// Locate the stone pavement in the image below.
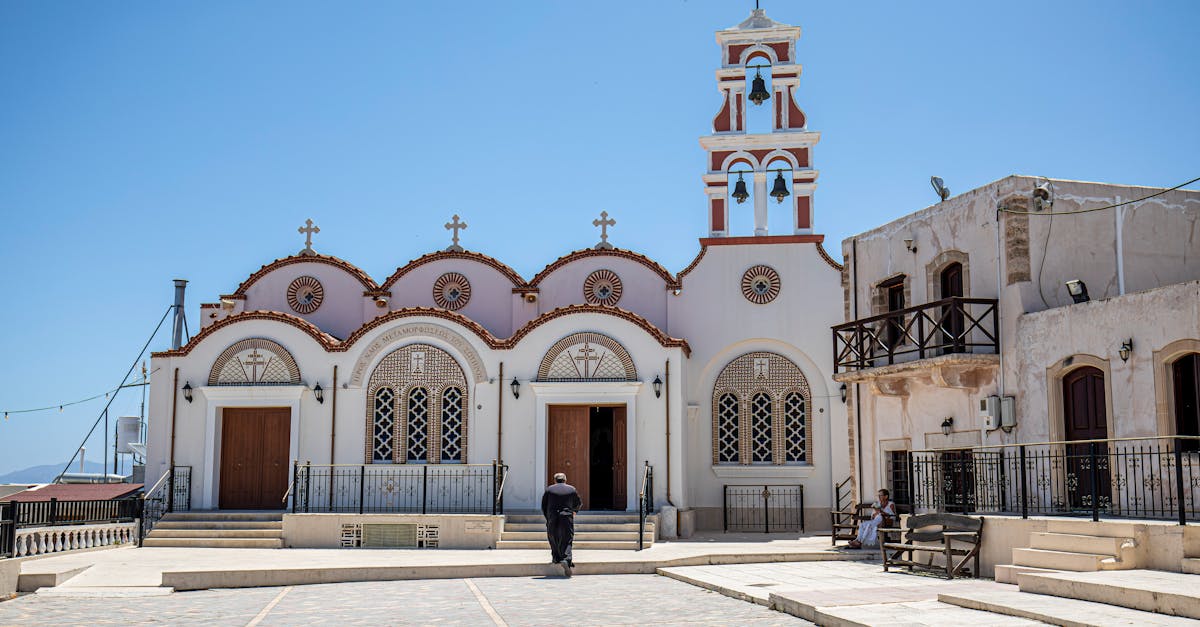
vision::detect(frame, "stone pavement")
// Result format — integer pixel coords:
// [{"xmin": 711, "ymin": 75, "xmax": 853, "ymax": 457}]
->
[{"xmin": 0, "ymin": 574, "xmax": 811, "ymax": 626}]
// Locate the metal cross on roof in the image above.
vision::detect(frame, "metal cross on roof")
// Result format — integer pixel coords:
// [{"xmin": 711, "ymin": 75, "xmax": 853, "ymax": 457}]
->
[
  {"xmin": 592, "ymin": 211, "xmax": 616, "ymax": 250},
  {"xmin": 298, "ymin": 219, "xmax": 320, "ymax": 256},
  {"xmin": 444, "ymin": 214, "xmax": 467, "ymax": 252}
]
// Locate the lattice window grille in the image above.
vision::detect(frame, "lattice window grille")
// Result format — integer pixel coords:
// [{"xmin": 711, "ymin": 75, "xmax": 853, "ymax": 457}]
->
[
  {"xmin": 440, "ymin": 387, "xmax": 463, "ymax": 462},
  {"xmin": 784, "ymin": 393, "xmax": 806, "ymax": 463},
  {"xmin": 751, "ymin": 393, "xmax": 773, "ymax": 463},
  {"xmin": 407, "ymin": 387, "xmax": 429, "ymax": 462},
  {"xmin": 717, "ymin": 393, "xmax": 740, "ymax": 463},
  {"xmin": 372, "ymin": 387, "xmax": 395, "ymax": 462}
]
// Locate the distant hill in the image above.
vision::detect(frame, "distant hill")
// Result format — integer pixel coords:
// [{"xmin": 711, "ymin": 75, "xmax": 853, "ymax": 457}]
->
[{"xmin": 0, "ymin": 461, "xmax": 108, "ymax": 484}]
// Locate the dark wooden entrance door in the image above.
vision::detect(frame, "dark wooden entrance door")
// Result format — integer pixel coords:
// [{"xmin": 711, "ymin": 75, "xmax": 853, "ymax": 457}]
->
[
  {"xmin": 1063, "ymin": 367, "xmax": 1110, "ymax": 510},
  {"xmin": 219, "ymin": 407, "xmax": 290, "ymax": 510},
  {"xmin": 612, "ymin": 406, "xmax": 627, "ymax": 510},
  {"xmin": 1174, "ymin": 354, "xmax": 1200, "ymax": 452},
  {"xmin": 548, "ymin": 406, "xmax": 590, "ymax": 510},
  {"xmin": 940, "ymin": 262, "xmax": 965, "ymax": 353}
]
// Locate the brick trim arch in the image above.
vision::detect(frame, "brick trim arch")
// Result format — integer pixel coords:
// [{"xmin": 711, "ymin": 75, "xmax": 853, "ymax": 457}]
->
[
  {"xmin": 536, "ymin": 331, "xmax": 637, "ymax": 381},
  {"xmin": 208, "ymin": 338, "xmax": 301, "ymax": 385},
  {"xmin": 233, "ymin": 254, "xmax": 379, "ymax": 295}
]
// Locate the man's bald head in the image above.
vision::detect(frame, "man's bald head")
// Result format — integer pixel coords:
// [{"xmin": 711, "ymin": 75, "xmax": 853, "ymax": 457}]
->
[{"xmin": 554, "ymin": 473, "xmax": 567, "ymax": 483}]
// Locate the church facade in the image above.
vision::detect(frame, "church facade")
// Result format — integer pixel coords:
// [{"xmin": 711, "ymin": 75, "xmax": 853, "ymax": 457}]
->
[{"xmin": 146, "ymin": 9, "xmax": 850, "ymax": 532}]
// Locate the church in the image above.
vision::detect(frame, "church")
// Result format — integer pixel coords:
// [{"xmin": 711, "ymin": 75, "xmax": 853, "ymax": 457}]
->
[{"xmin": 145, "ymin": 8, "xmax": 849, "ymax": 542}]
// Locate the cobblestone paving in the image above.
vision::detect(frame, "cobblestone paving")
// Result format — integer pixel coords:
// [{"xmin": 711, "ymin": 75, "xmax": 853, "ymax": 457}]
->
[{"xmin": 0, "ymin": 575, "xmax": 811, "ymax": 626}]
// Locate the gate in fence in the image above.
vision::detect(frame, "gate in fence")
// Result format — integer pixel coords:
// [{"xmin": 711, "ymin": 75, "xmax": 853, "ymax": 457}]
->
[{"xmin": 723, "ymin": 485, "xmax": 805, "ymax": 532}]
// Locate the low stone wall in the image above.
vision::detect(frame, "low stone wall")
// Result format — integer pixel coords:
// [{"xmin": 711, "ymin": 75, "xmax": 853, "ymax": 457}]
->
[
  {"xmin": 12, "ymin": 522, "xmax": 138, "ymax": 558},
  {"xmin": 0, "ymin": 559, "xmax": 18, "ymax": 599},
  {"xmin": 283, "ymin": 514, "xmax": 502, "ymax": 549}
]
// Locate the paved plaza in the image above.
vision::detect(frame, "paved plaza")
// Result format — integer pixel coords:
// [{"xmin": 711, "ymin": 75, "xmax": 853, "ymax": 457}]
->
[{"xmin": 0, "ymin": 574, "xmax": 810, "ymax": 627}]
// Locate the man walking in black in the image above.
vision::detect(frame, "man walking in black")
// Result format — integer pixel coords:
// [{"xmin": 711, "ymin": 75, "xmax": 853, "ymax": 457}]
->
[{"xmin": 541, "ymin": 472, "xmax": 582, "ymax": 577}]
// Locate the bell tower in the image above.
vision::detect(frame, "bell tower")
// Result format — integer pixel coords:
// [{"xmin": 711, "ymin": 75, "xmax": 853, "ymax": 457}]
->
[{"xmin": 699, "ymin": 8, "xmax": 820, "ymax": 237}]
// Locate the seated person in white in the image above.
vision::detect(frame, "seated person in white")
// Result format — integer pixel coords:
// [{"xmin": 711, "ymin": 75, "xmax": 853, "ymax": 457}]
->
[{"xmin": 848, "ymin": 489, "xmax": 895, "ymax": 549}]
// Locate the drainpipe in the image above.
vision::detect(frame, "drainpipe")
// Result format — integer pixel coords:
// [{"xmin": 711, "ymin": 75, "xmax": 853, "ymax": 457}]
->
[
  {"xmin": 329, "ymin": 365, "xmax": 338, "ymax": 464},
  {"xmin": 852, "ymin": 238, "xmax": 863, "ymax": 502},
  {"xmin": 1116, "ymin": 202, "xmax": 1126, "ymax": 296},
  {"xmin": 664, "ymin": 359, "xmax": 674, "ymax": 506},
  {"xmin": 171, "ymin": 279, "xmax": 187, "ymax": 350},
  {"xmin": 497, "ymin": 362, "xmax": 504, "ymax": 463},
  {"xmin": 994, "ymin": 207, "xmax": 1006, "ymax": 445},
  {"xmin": 169, "ymin": 367, "xmax": 179, "ymax": 470}
]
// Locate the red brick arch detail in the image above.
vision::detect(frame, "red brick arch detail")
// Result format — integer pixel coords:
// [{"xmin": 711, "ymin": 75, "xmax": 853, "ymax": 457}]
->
[
  {"xmin": 233, "ymin": 254, "xmax": 379, "ymax": 296},
  {"xmin": 745, "ymin": 50, "xmax": 772, "ymax": 64},
  {"xmin": 380, "ymin": 250, "xmax": 527, "ymax": 291},
  {"xmin": 528, "ymin": 248, "xmax": 680, "ymax": 290},
  {"xmin": 153, "ymin": 311, "xmax": 341, "ymax": 357}
]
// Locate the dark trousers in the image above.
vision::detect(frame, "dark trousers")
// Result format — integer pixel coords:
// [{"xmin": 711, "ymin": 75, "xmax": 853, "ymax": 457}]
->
[{"xmin": 546, "ymin": 514, "xmax": 575, "ymax": 563}]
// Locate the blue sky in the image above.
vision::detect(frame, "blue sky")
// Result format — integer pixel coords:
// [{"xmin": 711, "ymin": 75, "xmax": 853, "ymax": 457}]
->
[{"xmin": 1, "ymin": 1, "xmax": 1197, "ymax": 475}]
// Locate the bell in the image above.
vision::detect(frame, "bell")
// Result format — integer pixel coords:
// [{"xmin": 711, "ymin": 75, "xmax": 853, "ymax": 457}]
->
[
  {"xmin": 748, "ymin": 71, "xmax": 770, "ymax": 106},
  {"xmin": 770, "ymin": 171, "xmax": 790, "ymax": 203},
  {"xmin": 732, "ymin": 173, "xmax": 750, "ymax": 204}
]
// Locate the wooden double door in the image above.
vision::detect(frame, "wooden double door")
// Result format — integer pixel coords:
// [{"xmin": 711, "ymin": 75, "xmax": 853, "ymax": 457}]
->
[
  {"xmin": 547, "ymin": 405, "xmax": 627, "ymax": 510},
  {"xmin": 219, "ymin": 407, "xmax": 290, "ymax": 510}
]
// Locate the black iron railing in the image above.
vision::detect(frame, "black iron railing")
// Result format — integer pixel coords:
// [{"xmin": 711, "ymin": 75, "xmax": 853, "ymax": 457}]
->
[
  {"xmin": 0, "ymin": 502, "xmax": 13, "ymax": 558},
  {"xmin": 291, "ymin": 462, "xmax": 509, "ymax": 515},
  {"xmin": 832, "ymin": 297, "xmax": 999, "ymax": 373},
  {"xmin": 637, "ymin": 462, "xmax": 654, "ymax": 551},
  {"xmin": 723, "ymin": 484, "xmax": 805, "ymax": 532},
  {"xmin": 140, "ymin": 466, "xmax": 191, "ymax": 539},
  {"xmin": 910, "ymin": 436, "xmax": 1200, "ymax": 523},
  {"xmin": 10, "ymin": 497, "xmax": 141, "ymax": 529}
]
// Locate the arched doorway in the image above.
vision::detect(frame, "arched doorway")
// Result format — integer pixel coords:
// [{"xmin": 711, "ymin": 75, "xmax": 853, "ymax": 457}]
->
[
  {"xmin": 1063, "ymin": 366, "xmax": 1110, "ymax": 511},
  {"xmin": 1173, "ymin": 353, "xmax": 1200, "ymax": 451}
]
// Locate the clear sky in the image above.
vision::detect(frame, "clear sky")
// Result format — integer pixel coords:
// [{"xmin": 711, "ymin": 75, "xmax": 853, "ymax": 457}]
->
[{"xmin": 1, "ymin": 1, "xmax": 1197, "ymax": 475}]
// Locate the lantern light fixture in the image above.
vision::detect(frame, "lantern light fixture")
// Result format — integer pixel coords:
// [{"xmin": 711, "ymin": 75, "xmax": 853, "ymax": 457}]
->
[
  {"xmin": 941, "ymin": 416, "xmax": 954, "ymax": 436},
  {"xmin": 839, "ymin": 383, "xmax": 847, "ymax": 403},
  {"xmin": 652, "ymin": 375, "xmax": 663, "ymax": 399},
  {"xmin": 182, "ymin": 382, "xmax": 193, "ymax": 403},
  {"xmin": 1119, "ymin": 338, "xmax": 1133, "ymax": 362},
  {"xmin": 313, "ymin": 383, "xmax": 324, "ymax": 404},
  {"xmin": 510, "ymin": 378, "xmax": 521, "ymax": 399}
]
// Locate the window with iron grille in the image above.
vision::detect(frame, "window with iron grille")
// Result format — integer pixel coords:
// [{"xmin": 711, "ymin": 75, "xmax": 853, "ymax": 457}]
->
[
  {"xmin": 888, "ymin": 450, "xmax": 911, "ymax": 506},
  {"xmin": 440, "ymin": 387, "xmax": 463, "ymax": 462},
  {"xmin": 750, "ymin": 393, "xmax": 773, "ymax": 463},
  {"xmin": 711, "ymin": 352, "xmax": 813, "ymax": 466},
  {"xmin": 784, "ymin": 393, "xmax": 806, "ymax": 462},
  {"xmin": 407, "ymin": 387, "xmax": 429, "ymax": 462},
  {"xmin": 717, "ymin": 393, "xmax": 739, "ymax": 463},
  {"xmin": 372, "ymin": 387, "xmax": 395, "ymax": 462}
]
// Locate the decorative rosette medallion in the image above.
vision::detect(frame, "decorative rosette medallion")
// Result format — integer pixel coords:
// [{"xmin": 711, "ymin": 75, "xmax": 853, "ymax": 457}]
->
[
  {"xmin": 287, "ymin": 276, "xmax": 325, "ymax": 313},
  {"xmin": 433, "ymin": 272, "xmax": 472, "ymax": 310},
  {"xmin": 583, "ymin": 269, "xmax": 623, "ymax": 306},
  {"xmin": 741, "ymin": 265, "xmax": 781, "ymax": 304}
]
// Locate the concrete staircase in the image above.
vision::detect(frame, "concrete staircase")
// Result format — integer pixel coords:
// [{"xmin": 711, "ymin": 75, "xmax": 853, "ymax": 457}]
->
[
  {"xmin": 995, "ymin": 521, "xmax": 1137, "ymax": 584},
  {"xmin": 141, "ymin": 511, "xmax": 284, "ymax": 549},
  {"xmin": 497, "ymin": 512, "xmax": 654, "ymax": 550}
]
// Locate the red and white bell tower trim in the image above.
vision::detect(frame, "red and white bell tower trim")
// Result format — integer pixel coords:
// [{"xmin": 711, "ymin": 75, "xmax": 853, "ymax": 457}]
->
[{"xmin": 699, "ymin": 9, "xmax": 820, "ymax": 238}]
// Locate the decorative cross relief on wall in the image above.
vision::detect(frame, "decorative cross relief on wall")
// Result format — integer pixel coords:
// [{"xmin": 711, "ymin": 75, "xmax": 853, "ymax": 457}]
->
[
  {"xmin": 208, "ymin": 338, "xmax": 302, "ymax": 386},
  {"xmin": 537, "ymin": 332, "xmax": 637, "ymax": 381}
]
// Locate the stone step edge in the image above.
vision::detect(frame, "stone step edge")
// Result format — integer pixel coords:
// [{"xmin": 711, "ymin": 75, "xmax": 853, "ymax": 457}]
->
[
  {"xmin": 1012, "ymin": 547, "xmax": 1122, "ymax": 567},
  {"xmin": 939, "ymin": 589, "xmax": 1198, "ymax": 627},
  {"xmin": 994, "ymin": 563, "xmax": 1061, "ymax": 585},
  {"xmin": 1017, "ymin": 571, "xmax": 1200, "ymax": 620}
]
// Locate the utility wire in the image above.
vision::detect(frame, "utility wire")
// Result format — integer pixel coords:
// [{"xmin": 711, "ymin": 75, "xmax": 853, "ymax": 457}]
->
[
  {"xmin": 56, "ymin": 306, "xmax": 175, "ymax": 481},
  {"xmin": 999, "ymin": 176, "xmax": 1200, "ymax": 216},
  {"xmin": 2, "ymin": 381, "xmax": 151, "ymax": 419}
]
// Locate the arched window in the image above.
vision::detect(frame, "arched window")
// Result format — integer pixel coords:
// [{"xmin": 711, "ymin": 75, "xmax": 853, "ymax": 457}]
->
[
  {"xmin": 372, "ymin": 387, "xmax": 395, "ymax": 462},
  {"xmin": 406, "ymin": 387, "xmax": 429, "ymax": 462},
  {"xmin": 712, "ymin": 352, "xmax": 811, "ymax": 466},
  {"xmin": 441, "ymin": 387, "xmax": 464, "ymax": 462},
  {"xmin": 784, "ymin": 392, "xmax": 806, "ymax": 462},
  {"xmin": 717, "ymin": 393, "xmax": 740, "ymax": 463}
]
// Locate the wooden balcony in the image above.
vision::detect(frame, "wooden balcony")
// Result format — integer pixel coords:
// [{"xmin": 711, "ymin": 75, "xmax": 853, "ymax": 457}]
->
[{"xmin": 832, "ymin": 297, "xmax": 999, "ymax": 375}]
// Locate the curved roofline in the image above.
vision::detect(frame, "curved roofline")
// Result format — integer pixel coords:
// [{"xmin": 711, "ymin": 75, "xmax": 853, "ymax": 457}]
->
[
  {"xmin": 233, "ymin": 253, "xmax": 380, "ymax": 296},
  {"xmin": 528, "ymin": 248, "xmax": 679, "ymax": 289},
  {"xmin": 379, "ymin": 250, "xmax": 527, "ymax": 291},
  {"xmin": 156, "ymin": 304, "xmax": 691, "ymax": 358},
  {"xmin": 815, "ymin": 241, "xmax": 844, "ymax": 271}
]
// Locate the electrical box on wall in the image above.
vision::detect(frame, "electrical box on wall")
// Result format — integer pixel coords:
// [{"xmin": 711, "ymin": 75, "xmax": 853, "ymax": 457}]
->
[
  {"xmin": 1000, "ymin": 396, "xmax": 1016, "ymax": 431},
  {"xmin": 980, "ymin": 396, "xmax": 1000, "ymax": 430}
]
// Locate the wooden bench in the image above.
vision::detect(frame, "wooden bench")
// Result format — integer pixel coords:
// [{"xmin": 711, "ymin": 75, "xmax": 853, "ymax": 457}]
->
[
  {"xmin": 831, "ymin": 503, "xmax": 910, "ymax": 546},
  {"xmin": 879, "ymin": 513, "xmax": 983, "ymax": 579}
]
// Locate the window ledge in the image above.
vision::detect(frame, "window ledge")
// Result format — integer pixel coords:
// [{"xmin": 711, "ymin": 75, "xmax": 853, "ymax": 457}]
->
[{"xmin": 711, "ymin": 465, "xmax": 815, "ymax": 478}]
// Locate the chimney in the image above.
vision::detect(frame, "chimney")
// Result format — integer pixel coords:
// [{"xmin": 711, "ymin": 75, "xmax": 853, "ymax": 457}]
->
[{"xmin": 171, "ymin": 279, "xmax": 188, "ymax": 350}]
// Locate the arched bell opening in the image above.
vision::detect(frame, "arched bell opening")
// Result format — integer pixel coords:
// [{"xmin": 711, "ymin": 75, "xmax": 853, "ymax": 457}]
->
[
  {"xmin": 764, "ymin": 157, "xmax": 794, "ymax": 235},
  {"xmin": 743, "ymin": 54, "xmax": 774, "ymax": 134},
  {"xmin": 725, "ymin": 156, "xmax": 757, "ymax": 236}
]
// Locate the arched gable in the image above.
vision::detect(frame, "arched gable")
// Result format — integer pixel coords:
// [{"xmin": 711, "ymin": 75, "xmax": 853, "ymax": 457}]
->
[
  {"xmin": 379, "ymin": 250, "xmax": 527, "ymax": 291},
  {"xmin": 529, "ymin": 248, "xmax": 679, "ymax": 289},
  {"xmin": 537, "ymin": 332, "xmax": 637, "ymax": 382},
  {"xmin": 208, "ymin": 338, "xmax": 301, "ymax": 386},
  {"xmin": 233, "ymin": 253, "xmax": 379, "ymax": 296}
]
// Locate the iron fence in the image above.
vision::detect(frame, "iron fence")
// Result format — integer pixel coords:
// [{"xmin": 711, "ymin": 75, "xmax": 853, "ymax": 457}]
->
[
  {"xmin": 0, "ymin": 502, "xmax": 13, "ymax": 558},
  {"xmin": 832, "ymin": 297, "xmax": 999, "ymax": 373},
  {"xmin": 10, "ymin": 497, "xmax": 141, "ymax": 528},
  {"xmin": 291, "ymin": 462, "xmax": 509, "ymax": 515},
  {"xmin": 723, "ymin": 484, "xmax": 805, "ymax": 532},
  {"xmin": 140, "ymin": 466, "xmax": 191, "ymax": 539},
  {"xmin": 910, "ymin": 436, "xmax": 1200, "ymax": 523},
  {"xmin": 637, "ymin": 462, "xmax": 654, "ymax": 550}
]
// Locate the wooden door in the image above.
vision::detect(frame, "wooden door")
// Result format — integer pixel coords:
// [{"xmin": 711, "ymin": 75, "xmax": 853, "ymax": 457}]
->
[
  {"xmin": 1063, "ymin": 367, "xmax": 1110, "ymax": 510},
  {"xmin": 883, "ymin": 278, "xmax": 906, "ymax": 349},
  {"xmin": 940, "ymin": 262, "xmax": 965, "ymax": 353},
  {"xmin": 1174, "ymin": 354, "xmax": 1200, "ymax": 452},
  {"xmin": 219, "ymin": 407, "xmax": 290, "ymax": 510},
  {"xmin": 548, "ymin": 405, "xmax": 590, "ymax": 510},
  {"xmin": 612, "ymin": 406, "xmax": 627, "ymax": 510}
]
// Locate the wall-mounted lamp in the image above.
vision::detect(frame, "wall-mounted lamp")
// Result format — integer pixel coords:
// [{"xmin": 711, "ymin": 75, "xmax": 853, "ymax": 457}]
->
[
  {"xmin": 1065, "ymin": 280, "xmax": 1090, "ymax": 304},
  {"xmin": 510, "ymin": 378, "xmax": 521, "ymax": 399},
  {"xmin": 840, "ymin": 383, "xmax": 847, "ymax": 403},
  {"xmin": 182, "ymin": 382, "xmax": 193, "ymax": 403},
  {"xmin": 313, "ymin": 383, "xmax": 324, "ymax": 404},
  {"xmin": 903, "ymin": 238, "xmax": 917, "ymax": 254},
  {"xmin": 652, "ymin": 375, "xmax": 663, "ymax": 399},
  {"xmin": 1119, "ymin": 338, "xmax": 1133, "ymax": 362},
  {"xmin": 941, "ymin": 416, "xmax": 954, "ymax": 436},
  {"xmin": 374, "ymin": 296, "xmax": 389, "ymax": 309}
]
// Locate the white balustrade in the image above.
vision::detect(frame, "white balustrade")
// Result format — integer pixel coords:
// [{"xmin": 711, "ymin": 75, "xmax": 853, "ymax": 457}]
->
[{"xmin": 12, "ymin": 522, "xmax": 138, "ymax": 558}]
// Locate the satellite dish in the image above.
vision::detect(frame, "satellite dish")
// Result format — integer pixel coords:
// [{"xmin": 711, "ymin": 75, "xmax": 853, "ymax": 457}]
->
[{"xmin": 930, "ymin": 176, "xmax": 950, "ymax": 201}]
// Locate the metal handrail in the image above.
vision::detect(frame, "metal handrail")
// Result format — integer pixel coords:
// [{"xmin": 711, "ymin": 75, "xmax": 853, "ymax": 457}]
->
[
  {"xmin": 914, "ymin": 434, "xmax": 1200, "ymax": 453},
  {"xmin": 493, "ymin": 465, "xmax": 508, "ymax": 509},
  {"xmin": 283, "ymin": 462, "xmax": 502, "ymax": 468},
  {"xmin": 637, "ymin": 461, "xmax": 652, "ymax": 551},
  {"xmin": 143, "ymin": 470, "xmax": 172, "ymax": 499}
]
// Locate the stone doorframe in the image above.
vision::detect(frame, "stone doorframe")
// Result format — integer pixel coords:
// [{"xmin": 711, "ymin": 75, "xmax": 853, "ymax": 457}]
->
[
  {"xmin": 1153, "ymin": 338, "xmax": 1200, "ymax": 438},
  {"xmin": 1045, "ymin": 354, "xmax": 1115, "ymax": 442}
]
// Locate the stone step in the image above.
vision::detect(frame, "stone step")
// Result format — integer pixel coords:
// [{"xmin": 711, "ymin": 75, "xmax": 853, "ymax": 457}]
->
[
  {"xmin": 1012, "ymin": 548, "xmax": 1126, "ymax": 572},
  {"xmin": 161, "ymin": 512, "xmax": 284, "ymax": 522},
  {"xmin": 153, "ymin": 521, "xmax": 283, "ymax": 530},
  {"xmin": 940, "ymin": 588, "xmax": 1198, "ymax": 626},
  {"xmin": 1029, "ymin": 531, "xmax": 1134, "ymax": 557},
  {"xmin": 502, "ymin": 523, "xmax": 650, "ymax": 533},
  {"xmin": 1045, "ymin": 519, "xmax": 1145, "ymax": 539},
  {"xmin": 147, "ymin": 528, "xmax": 284, "ymax": 539},
  {"xmin": 1017, "ymin": 569, "xmax": 1200, "ymax": 620},
  {"xmin": 504, "ymin": 514, "xmax": 641, "ymax": 524},
  {"xmin": 141, "ymin": 537, "xmax": 283, "ymax": 549},
  {"xmin": 994, "ymin": 564, "xmax": 1061, "ymax": 585},
  {"xmin": 1181, "ymin": 558, "xmax": 1200, "ymax": 575},
  {"xmin": 496, "ymin": 540, "xmax": 648, "ymax": 550},
  {"xmin": 500, "ymin": 531, "xmax": 654, "ymax": 542}
]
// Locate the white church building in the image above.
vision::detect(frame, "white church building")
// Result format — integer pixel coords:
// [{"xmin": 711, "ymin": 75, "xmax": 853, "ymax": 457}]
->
[{"xmin": 145, "ymin": 8, "xmax": 850, "ymax": 540}]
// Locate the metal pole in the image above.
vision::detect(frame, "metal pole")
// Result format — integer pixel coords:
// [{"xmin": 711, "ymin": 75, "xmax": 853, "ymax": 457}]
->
[
  {"xmin": 49, "ymin": 498, "xmax": 58, "ymax": 526},
  {"xmin": 171, "ymin": 279, "xmax": 187, "ymax": 350},
  {"xmin": 291, "ymin": 462, "xmax": 299, "ymax": 514},
  {"xmin": 1175, "ymin": 439, "xmax": 1187, "ymax": 525},
  {"xmin": 763, "ymin": 486, "xmax": 770, "ymax": 533},
  {"xmin": 359, "ymin": 465, "xmax": 366, "ymax": 515},
  {"xmin": 422, "ymin": 465, "xmax": 429, "ymax": 515},
  {"xmin": 167, "ymin": 467, "xmax": 175, "ymax": 513},
  {"xmin": 1019, "ymin": 445, "xmax": 1028, "ymax": 519},
  {"xmin": 1090, "ymin": 443, "xmax": 1100, "ymax": 522},
  {"xmin": 491, "ymin": 460, "xmax": 498, "ymax": 516},
  {"xmin": 304, "ymin": 461, "xmax": 312, "ymax": 514},
  {"xmin": 329, "ymin": 365, "xmax": 338, "ymax": 503},
  {"xmin": 497, "ymin": 362, "xmax": 504, "ymax": 464}
]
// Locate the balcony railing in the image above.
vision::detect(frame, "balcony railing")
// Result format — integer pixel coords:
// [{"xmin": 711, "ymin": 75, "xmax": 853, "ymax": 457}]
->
[
  {"xmin": 909, "ymin": 436, "xmax": 1200, "ymax": 523},
  {"xmin": 832, "ymin": 297, "xmax": 999, "ymax": 373},
  {"xmin": 291, "ymin": 462, "xmax": 509, "ymax": 515}
]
